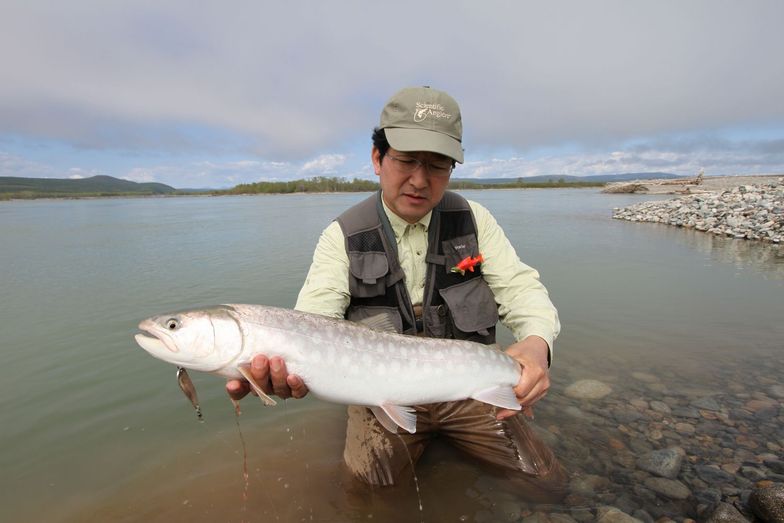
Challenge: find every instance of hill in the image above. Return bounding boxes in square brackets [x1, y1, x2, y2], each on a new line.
[451, 172, 683, 185]
[0, 175, 177, 198]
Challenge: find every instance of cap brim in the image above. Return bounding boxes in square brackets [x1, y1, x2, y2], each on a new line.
[385, 128, 464, 164]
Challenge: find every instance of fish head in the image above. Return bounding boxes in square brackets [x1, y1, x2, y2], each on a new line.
[135, 305, 242, 372]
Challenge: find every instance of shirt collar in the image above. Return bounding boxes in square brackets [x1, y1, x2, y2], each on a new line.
[380, 195, 432, 240]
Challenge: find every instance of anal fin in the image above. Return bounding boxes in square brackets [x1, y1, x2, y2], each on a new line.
[472, 386, 521, 410]
[371, 404, 417, 434]
[237, 365, 277, 406]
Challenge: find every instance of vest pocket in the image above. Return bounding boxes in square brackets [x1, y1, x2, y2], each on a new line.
[438, 277, 499, 336]
[348, 252, 388, 298]
[346, 306, 403, 333]
[424, 304, 447, 337]
[442, 233, 479, 274]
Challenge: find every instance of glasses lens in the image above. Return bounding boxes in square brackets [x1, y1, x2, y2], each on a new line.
[389, 154, 452, 177]
[428, 163, 452, 177]
[395, 157, 419, 173]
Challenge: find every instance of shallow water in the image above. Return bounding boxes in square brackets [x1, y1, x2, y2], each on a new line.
[1, 189, 781, 521]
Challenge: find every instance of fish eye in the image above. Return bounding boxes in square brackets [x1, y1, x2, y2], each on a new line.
[166, 318, 180, 330]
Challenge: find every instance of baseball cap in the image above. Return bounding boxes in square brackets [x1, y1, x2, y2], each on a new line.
[379, 86, 464, 164]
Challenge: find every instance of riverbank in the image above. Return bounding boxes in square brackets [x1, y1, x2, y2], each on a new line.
[603, 174, 783, 195]
[611, 178, 783, 243]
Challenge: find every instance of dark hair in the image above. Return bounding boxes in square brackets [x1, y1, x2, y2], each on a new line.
[372, 127, 390, 162]
[371, 127, 457, 168]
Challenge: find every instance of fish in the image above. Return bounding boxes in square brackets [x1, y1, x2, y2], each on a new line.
[451, 254, 484, 275]
[134, 304, 521, 433]
[176, 367, 203, 421]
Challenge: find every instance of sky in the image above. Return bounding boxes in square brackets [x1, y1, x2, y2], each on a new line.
[1, 1, 783, 189]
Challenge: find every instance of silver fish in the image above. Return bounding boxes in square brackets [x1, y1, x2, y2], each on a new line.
[135, 304, 521, 433]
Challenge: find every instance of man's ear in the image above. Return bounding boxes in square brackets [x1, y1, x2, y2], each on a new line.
[371, 146, 382, 175]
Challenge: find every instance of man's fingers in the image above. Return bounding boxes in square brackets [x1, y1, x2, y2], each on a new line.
[516, 381, 549, 407]
[227, 354, 308, 403]
[513, 365, 549, 406]
[249, 355, 273, 395]
[269, 356, 292, 399]
[496, 405, 536, 421]
[226, 379, 251, 401]
[287, 375, 309, 399]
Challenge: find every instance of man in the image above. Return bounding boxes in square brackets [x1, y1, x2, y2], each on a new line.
[227, 86, 566, 501]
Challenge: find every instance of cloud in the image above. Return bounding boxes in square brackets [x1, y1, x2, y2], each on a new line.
[0, 1, 782, 162]
[300, 154, 347, 175]
[120, 155, 360, 188]
[460, 135, 784, 178]
[1, 151, 58, 178]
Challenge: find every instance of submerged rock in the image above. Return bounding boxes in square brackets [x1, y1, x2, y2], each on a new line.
[564, 379, 613, 400]
[643, 477, 691, 500]
[636, 447, 685, 479]
[596, 506, 644, 523]
[749, 483, 784, 523]
[704, 502, 750, 522]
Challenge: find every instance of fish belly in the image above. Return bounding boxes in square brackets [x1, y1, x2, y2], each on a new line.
[228, 305, 521, 408]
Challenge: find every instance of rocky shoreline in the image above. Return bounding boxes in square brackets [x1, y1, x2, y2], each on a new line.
[466, 365, 784, 523]
[611, 178, 783, 243]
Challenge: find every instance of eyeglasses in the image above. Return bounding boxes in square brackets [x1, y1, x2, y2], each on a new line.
[385, 152, 454, 178]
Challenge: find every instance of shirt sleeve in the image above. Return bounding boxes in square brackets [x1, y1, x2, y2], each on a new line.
[294, 220, 351, 318]
[469, 200, 561, 362]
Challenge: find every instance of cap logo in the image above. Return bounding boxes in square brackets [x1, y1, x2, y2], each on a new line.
[414, 102, 452, 123]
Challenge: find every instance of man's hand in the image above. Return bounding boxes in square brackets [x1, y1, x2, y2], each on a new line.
[497, 335, 550, 420]
[226, 354, 309, 402]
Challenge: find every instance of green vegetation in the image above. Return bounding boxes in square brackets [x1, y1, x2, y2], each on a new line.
[0, 174, 607, 201]
[216, 177, 380, 195]
[0, 175, 177, 199]
[218, 176, 604, 195]
[448, 178, 604, 190]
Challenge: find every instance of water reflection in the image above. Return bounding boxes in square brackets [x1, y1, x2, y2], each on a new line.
[668, 226, 784, 280]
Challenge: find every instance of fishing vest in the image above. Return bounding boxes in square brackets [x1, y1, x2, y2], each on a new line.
[336, 191, 497, 345]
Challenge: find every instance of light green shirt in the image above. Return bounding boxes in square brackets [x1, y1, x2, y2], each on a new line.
[295, 196, 561, 359]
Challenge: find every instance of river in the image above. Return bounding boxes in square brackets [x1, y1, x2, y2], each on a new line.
[0, 189, 781, 521]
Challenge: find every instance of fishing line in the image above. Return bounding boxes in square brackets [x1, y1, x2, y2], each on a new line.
[394, 433, 424, 522]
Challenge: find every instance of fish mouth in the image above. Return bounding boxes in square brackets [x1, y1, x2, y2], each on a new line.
[134, 332, 174, 354]
[135, 320, 179, 354]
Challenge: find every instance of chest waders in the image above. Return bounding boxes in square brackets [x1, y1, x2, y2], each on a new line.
[336, 192, 567, 499]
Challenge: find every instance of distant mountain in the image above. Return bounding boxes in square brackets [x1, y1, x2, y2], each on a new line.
[452, 172, 683, 185]
[0, 175, 177, 196]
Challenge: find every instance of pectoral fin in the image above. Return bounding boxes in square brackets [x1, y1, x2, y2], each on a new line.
[356, 313, 398, 333]
[471, 386, 521, 410]
[370, 404, 418, 434]
[237, 365, 277, 406]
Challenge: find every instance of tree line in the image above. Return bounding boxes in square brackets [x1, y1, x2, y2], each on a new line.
[216, 177, 379, 195]
[217, 176, 604, 195]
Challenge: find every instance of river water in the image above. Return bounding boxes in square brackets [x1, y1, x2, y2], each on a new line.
[0, 189, 781, 522]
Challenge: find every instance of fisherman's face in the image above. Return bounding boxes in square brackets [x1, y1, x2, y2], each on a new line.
[372, 146, 453, 224]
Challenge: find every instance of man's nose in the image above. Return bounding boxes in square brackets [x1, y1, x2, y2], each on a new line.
[408, 164, 429, 188]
